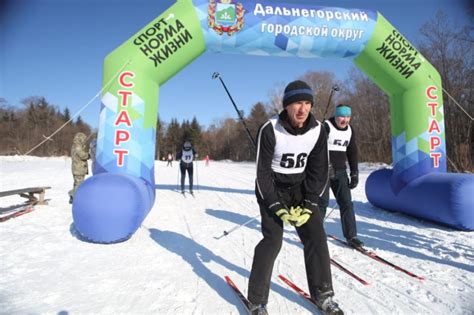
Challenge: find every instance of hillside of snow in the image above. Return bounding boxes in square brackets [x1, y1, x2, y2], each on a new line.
[0, 156, 472, 314]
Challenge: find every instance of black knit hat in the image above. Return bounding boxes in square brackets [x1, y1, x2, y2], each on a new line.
[283, 80, 314, 108]
[183, 140, 192, 150]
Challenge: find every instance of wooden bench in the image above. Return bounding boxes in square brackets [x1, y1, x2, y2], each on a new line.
[0, 187, 51, 205]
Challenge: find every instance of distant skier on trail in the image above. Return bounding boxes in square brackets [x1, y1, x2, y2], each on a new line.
[166, 152, 173, 167]
[319, 104, 364, 249]
[247, 80, 343, 315]
[68, 132, 90, 204]
[176, 140, 197, 195]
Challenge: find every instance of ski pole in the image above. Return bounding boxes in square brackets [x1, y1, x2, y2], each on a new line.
[322, 84, 340, 121]
[212, 72, 257, 149]
[323, 183, 340, 222]
[214, 215, 260, 240]
[195, 159, 199, 192]
[176, 165, 180, 192]
[324, 203, 338, 221]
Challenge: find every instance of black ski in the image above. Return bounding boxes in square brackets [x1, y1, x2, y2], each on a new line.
[328, 234, 425, 280]
[225, 275, 252, 314]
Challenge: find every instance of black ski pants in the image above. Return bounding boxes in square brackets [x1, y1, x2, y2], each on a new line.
[248, 189, 333, 305]
[319, 169, 357, 240]
[180, 162, 193, 192]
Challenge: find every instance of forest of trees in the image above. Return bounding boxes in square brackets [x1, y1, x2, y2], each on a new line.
[0, 12, 472, 172]
[0, 96, 92, 157]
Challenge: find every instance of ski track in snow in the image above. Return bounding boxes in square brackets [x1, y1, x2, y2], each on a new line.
[0, 156, 473, 314]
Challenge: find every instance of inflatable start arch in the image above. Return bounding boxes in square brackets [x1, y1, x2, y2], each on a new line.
[72, 0, 474, 243]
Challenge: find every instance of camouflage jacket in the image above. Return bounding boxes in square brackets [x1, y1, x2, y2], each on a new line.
[71, 133, 89, 175]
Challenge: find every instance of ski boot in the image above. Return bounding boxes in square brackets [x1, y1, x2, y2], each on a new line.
[249, 303, 268, 315]
[316, 295, 344, 315]
[347, 237, 364, 249]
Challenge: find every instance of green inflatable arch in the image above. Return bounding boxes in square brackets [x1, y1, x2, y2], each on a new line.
[72, 0, 473, 244]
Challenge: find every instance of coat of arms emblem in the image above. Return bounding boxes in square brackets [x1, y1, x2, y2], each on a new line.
[208, 0, 245, 36]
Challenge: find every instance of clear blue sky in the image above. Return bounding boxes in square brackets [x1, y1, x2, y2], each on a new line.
[1, 0, 471, 129]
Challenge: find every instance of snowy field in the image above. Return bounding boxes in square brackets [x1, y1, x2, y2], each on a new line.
[0, 156, 472, 314]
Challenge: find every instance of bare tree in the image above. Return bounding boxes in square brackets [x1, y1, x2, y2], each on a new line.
[342, 68, 391, 163]
[265, 72, 341, 121]
[266, 81, 286, 115]
[418, 11, 474, 172]
[299, 71, 340, 121]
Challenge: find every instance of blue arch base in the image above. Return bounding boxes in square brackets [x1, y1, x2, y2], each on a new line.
[366, 169, 474, 231]
[72, 173, 155, 243]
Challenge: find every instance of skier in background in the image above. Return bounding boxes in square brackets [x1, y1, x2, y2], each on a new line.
[319, 104, 363, 249]
[166, 153, 173, 167]
[68, 132, 90, 204]
[247, 80, 342, 315]
[176, 140, 197, 195]
[204, 154, 210, 166]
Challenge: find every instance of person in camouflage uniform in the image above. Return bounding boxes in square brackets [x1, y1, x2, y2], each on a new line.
[89, 137, 97, 174]
[68, 132, 90, 204]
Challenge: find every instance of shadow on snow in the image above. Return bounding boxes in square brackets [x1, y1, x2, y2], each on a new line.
[147, 227, 313, 313]
[207, 204, 474, 273]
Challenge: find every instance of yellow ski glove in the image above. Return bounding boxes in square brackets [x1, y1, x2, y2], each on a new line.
[275, 208, 293, 225]
[293, 207, 312, 227]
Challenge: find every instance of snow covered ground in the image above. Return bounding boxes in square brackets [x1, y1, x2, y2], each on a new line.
[0, 156, 472, 314]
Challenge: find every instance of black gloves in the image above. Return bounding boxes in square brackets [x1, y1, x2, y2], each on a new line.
[349, 171, 359, 189]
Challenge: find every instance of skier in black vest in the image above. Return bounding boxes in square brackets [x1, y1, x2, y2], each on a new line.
[319, 104, 363, 249]
[247, 80, 343, 315]
[176, 140, 197, 195]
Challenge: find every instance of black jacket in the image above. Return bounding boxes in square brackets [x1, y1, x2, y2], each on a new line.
[255, 110, 328, 212]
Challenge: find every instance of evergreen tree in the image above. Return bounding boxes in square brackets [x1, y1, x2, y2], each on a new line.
[180, 119, 192, 143]
[166, 118, 181, 156]
[189, 116, 203, 151]
[155, 115, 165, 160]
[62, 108, 71, 122]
